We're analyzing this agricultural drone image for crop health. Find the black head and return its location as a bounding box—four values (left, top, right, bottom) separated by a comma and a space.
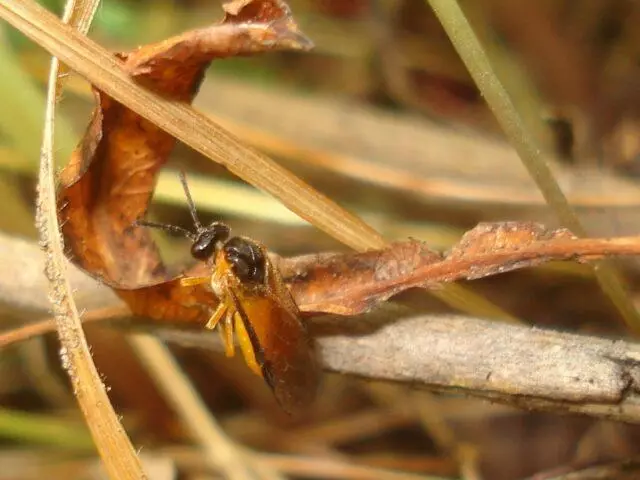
190, 222, 230, 260
223, 237, 266, 285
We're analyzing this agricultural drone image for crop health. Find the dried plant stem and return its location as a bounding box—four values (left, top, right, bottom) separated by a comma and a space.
0, 305, 130, 349
426, 0, 640, 332
35, 1, 147, 479
163, 312, 640, 424
128, 334, 262, 480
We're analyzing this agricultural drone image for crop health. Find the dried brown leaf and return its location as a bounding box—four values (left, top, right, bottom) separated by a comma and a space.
281, 222, 611, 316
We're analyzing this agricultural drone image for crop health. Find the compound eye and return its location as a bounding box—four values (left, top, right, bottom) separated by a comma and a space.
190, 222, 230, 261
190, 235, 216, 260
223, 237, 266, 285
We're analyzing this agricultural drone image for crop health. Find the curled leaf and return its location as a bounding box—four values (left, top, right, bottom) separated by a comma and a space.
446, 221, 577, 280
281, 240, 443, 315
282, 222, 582, 316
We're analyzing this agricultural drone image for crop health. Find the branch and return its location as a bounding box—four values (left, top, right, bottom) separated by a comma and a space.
2, 232, 640, 423
163, 312, 640, 423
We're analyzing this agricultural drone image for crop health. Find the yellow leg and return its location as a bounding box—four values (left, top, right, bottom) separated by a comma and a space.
234, 312, 262, 377
220, 309, 235, 358
205, 301, 226, 330
180, 276, 210, 287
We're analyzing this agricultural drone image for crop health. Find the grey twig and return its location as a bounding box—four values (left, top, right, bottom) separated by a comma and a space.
2, 232, 640, 423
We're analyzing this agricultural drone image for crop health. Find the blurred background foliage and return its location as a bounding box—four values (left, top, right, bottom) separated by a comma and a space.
0, 0, 639, 479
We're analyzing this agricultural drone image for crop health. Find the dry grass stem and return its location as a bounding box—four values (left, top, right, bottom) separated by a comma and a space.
34, 0, 147, 478
0, 305, 130, 348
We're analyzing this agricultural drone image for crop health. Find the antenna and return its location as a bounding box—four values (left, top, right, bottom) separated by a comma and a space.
179, 169, 203, 232
134, 169, 231, 261
133, 219, 195, 240
133, 169, 200, 239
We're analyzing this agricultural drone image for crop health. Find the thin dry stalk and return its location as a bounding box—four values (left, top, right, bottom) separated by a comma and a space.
35, 0, 147, 478
0, 305, 130, 348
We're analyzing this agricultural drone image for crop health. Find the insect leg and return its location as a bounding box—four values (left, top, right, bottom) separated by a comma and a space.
205, 301, 227, 330
219, 308, 235, 358
180, 276, 210, 287
234, 311, 262, 377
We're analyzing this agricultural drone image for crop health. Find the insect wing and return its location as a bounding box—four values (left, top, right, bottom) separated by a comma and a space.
231, 283, 320, 414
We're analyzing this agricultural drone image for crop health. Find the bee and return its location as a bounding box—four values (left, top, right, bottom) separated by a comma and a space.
136, 172, 320, 413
